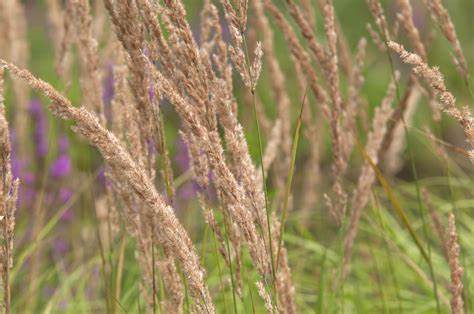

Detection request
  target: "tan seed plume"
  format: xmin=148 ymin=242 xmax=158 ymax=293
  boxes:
xmin=388 ymin=41 xmax=474 ymax=163
xmin=395 ymin=0 xmax=427 ymax=60
xmin=342 ymin=74 xmax=398 ymax=282
xmin=447 ymin=213 xmax=464 ymax=314
xmin=0 ymin=68 xmax=19 ymax=314
xmin=0 ymin=61 xmax=214 ymax=313
xmin=421 ymin=0 xmax=469 ymax=80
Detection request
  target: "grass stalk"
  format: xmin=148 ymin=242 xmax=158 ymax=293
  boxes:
xmin=355 ymin=137 xmax=431 ymax=262
xmin=222 ymin=210 xmax=239 ymax=314
xmin=211 ymin=230 xmax=228 ymax=314
xmin=114 ymin=233 xmax=126 ymax=314
xmin=276 ymin=88 xmax=307 ymax=270
xmin=241 ymin=34 xmax=278 ymax=302
xmin=382 ymin=36 xmax=442 ymax=313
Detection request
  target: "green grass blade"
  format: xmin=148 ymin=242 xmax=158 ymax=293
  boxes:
xmin=355 ymin=138 xmax=430 ymax=263
xmin=276 ymin=88 xmax=307 ymax=270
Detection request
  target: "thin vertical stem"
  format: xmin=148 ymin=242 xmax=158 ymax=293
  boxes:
xmin=276 ymin=88 xmax=307 ymax=270
xmin=222 ymin=212 xmax=238 ymax=314
xmin=241 ymin=32 xmax=278 ymax=303
xmin=3 ymin=221 xmax=11 ymax=314
xmin=211 ymin=231 xmax=228 ymax=314
xmin=381 ymin=32 xmax=442 ymax=313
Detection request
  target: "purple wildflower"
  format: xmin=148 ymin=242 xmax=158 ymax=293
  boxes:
xmin=23 ymin=172 xmax=35 ymax=185
xmin=21 ymin=187 xmax=36 ymax=208
xmin=9 ymin=130 xmax=22 ymax=179
xmin=29 ymin=99 xmax=49 ymax=158
xmin=177 ymin=181 xmax=200 ymax=201
xmin=61 ymin=208 xmax=74 ymax=222
xmin=59 ymin=188 xmax=73 ymax=203
xmin=58 ymin=135 xmax=69 ymax=154
xmin=11 ymin=158 xmax=23 ymax=180
xmin=103 ymin=65 xmax=114 ymax=124
xmin=9 ymin=129 xmax=34 ymax=207
xmin=50 ymin=154 xmax=71 ymax=178
xmin=102 ymin=66 xmax=115 ymax=105
xmin=53 ymin=238 xmax=68 ymax=255
xmin=97 ymin=166 xmax=107 ymax=187
xmin=59 ymin=188 xmax=74 ymax=222
xmin=175 ymin=136 xmax=190 ymax=172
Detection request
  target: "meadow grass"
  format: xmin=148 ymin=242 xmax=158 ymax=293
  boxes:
xmin=0 ymin=0 xmax=473 ymax=313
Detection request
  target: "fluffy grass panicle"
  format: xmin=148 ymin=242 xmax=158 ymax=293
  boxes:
xmin=0 ymin=0 xmax=472 ymax=313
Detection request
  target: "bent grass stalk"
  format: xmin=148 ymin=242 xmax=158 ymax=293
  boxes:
xmin=222 ymin=212 xmax=238 ymax=314
xmin=96 ymin=211 xmax=113 ymax=314
xmin=276 ymin=88 xmax=307 ymax=271
xmin=355 ymin=134 xmax=447 ymax=311
xmin=388 ymin=48 xmax=441 ymax=314
xmin=251 ymin=92 xmax=277 ymax=302
xmin=211 ymin=230 xmax=228 ymax=314
xmin=371 ymin=193 xmax=403 ymax=313
xmin=381 ymin=29 xmax=442 ymax=312
xmin=400 ymin=117 xmax=442 ymax=314
xmin=241 ymin=32 xmax=277 ymax=303
xmin=355 ymin=137 xmax=430 ymax=263
xmin=114 ymin=233 xmax=127 ymax=314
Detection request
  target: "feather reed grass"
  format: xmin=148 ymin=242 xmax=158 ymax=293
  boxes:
xmin=0 ymin=0 xmax=472 ymax=312
xmin=0 ymin=61 xmax=214 ymax=313
xmin=421 ymin=0 xmax=469 ymax=81
xmin=447 ymin=213 xmax=464 ymax=314
xmin=388 ymin=41 xmax=474 ymax=162
xmin=0 ymin=67 xmax=19 ymax=314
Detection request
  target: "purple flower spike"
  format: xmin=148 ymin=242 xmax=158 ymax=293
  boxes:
xmin=22 ymin=187 xmax=36 ymax=208
xmin=60 ymin=188 xmax=73 ymax=203
xmin=10 ymin=130 xmax=23 ymax=179
xmin=61 ymin=208 xmax=74 ymax=222
xmin=23 ymin=172 xmax=35 ymax=185
xmin=11 ymin=158 xmax=23 ymax=180
xmin=59 ymin=188 xmax=74 ymax=221
xmin=29 ymin=100 xmax=49 ymax=158
xmin=50 ymin=154 xmax=72 ymax=178
xmin=175 ymin=136 xmax=190 ymax=172
xmin=53 ymin=238 xmax=69 ymax=255
xmin=102 ymin=67 xmax=115 ymax=105
xmin=97 ymin=166 xmax=107 ymax=187
xmin=29 ymin=99 xmax=42 ymax=115
xmin=178 ymin=181 xmax=199 ymax=201
xmin=58 ymin=135 xmax=69 ymax=154
xmin=149 ymin=84 xmax=155 ymax=102
xmin=103 ymin=66 xmax=115 ymax=125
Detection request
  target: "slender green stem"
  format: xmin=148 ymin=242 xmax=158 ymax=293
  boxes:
xmin=401 ymin=117 xmax=441 ymax=314
xmin=355 ymin=137 xmax=429 ymax=263
xmin=96 ymin=222 xmax=112 ymax=314
xmin=181 ymin=264 xmax=190 ymax=314
xmin=372 ymin=193 xmax=403 ymax=313
xmin=381 ymin=33 xmax=441 ymax=313
xmin=222 ymin=212 xmax=238 ymax=314
xmin=276 ymin=88 xmax=307 ymax=270
xmin=368 ymin=244 xmax=387 ymax=313
xmin=252 ymin=92 xmax=277 ymax=291
xmin=212 ymin=230 xmax=228 ymax=314
xmin=241 ymin=30 xmax=278 ymax=303
xmin=114 ymin=233 xmax=126 ymax=314
xmin=316 ymin=250 xmax=327 ymax=314
xmin=151 ymin=238 xmax=157 ymax=314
